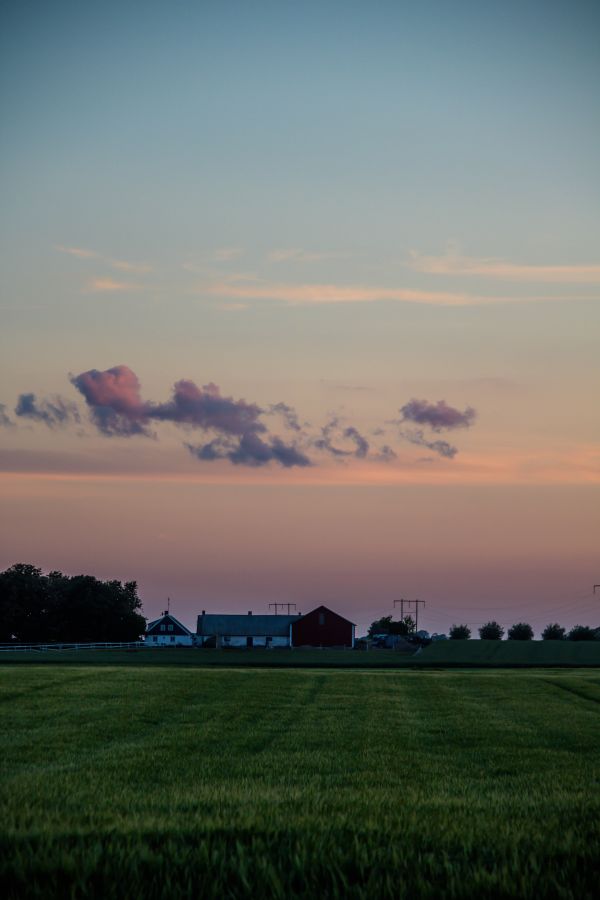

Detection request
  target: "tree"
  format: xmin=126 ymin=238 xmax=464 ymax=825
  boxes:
xmin=0 ymin=564 xmax=49 ymax=642
xmin=478 ymin=621 xmax=504 ymax=640
xmin=47 ymin=575 xmax=146 ymax=642
xmin=542 ymin=623 xmax=565 ymax=641
xmin=0 ymin=564 xmax=146 ymax=643
xmin=367 ymin=615 xmax=415 ymax=637
xmin=507 ymin=622 xmax=534 ymax=641
xmin=449 ymin=624 xmax=471 ymax=640
xmin=567 ymin=625 xmax=597 ymax=642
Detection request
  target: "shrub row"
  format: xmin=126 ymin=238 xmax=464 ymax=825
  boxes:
xmin=448 ymin=622 xmax=599 ymax=641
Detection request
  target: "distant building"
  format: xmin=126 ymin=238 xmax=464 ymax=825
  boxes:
xmin=291 ymin=605 xmax=355 ymax=648
xmin=371 ymin=633 xmax=413 ymax=651
xmin=196 ymin=611 xmax=299 ymax=648
xmin=196 ymin=605 xmax=355 ymax=649
xmin=145 ymin=612 xmax=194 ymax=646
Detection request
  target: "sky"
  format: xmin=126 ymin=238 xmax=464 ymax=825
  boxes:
xmin=1 ymin=0 xmax=599 ymax=636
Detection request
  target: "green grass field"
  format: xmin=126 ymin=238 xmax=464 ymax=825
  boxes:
xmin=1 ymin=665 xmax=599 ymax=899
xmin=417 ymin=639 xmax=600 ymax=666
xmin=2 ymin=640 xmax=600 ymax=669
xmin=0 ymin=647 xmax=413 ymax=667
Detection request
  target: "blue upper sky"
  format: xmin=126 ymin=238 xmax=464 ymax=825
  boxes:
xmin=2 ymin=0 xmax=599 ymax=265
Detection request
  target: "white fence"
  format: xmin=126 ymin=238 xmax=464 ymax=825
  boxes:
xmin=0 ymin=641 xmax=148 ymax=653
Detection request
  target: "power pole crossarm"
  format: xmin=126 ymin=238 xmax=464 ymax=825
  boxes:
xmin=412 ymin=599 xmax=425 ymax=633
xmin=393 ymin=598 xmax=425 ymax=632
xmin=269 ymin=603 xmax=297 ymax=615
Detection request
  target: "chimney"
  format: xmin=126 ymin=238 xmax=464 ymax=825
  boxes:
xmin=248 ymin=610 xmax=252 ymax=616
xmin=202 ymin=610 xmax=205 ymax=616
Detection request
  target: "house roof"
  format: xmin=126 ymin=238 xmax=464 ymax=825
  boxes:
xmin=294 ymin=605 xmax=356 ymax=626
xmin=146 ymin=613 xmax=194 ymax=636
xmin=197 ymin=613 xmax=300 ymax=637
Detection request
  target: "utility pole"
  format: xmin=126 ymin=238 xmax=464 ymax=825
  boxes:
xmin=393 ymin=598 xmax=426 ymax=632
xmin=269 ymin=603 xmax=297 ymax=615
xmin=393 ymin=597 xmax=408 ymax=620
xmin=412 ymin=599 xmax=425 ymax=632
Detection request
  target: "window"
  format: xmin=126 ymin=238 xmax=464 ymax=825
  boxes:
xmin=170 ymin=636 xmax=175 ymax=643
xmin=319 ymin=613 xmax=325 ymax=626
xmin=168 ymin=624 xmax=173 ymax=632
xmin=160 ymin=624 xmax=165 ymax=632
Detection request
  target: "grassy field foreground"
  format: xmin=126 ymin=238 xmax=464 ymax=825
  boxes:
xmin=1 ymin=666 xmax=599 ymax=899
xmin=0 ymin=647 xmax=413 ymax=667
xmin=418 ymin=639 xmax=600 ymax=666
xmin=3 ymin=641 xmax=600 ymax=669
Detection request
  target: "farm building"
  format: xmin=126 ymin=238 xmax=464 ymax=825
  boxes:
xmin=196 ymin=611 xmax=300 ymax=648
xmin=291 ymin=605 xmax=355 ymax=648
xmin=196 ymin=606 xmax=355 ymax=648
xmin=145 ymin=612 xmax=194 ymax=646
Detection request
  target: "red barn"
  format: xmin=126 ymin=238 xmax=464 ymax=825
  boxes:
xmin=291 ymin=605 xmax=355 ymax=648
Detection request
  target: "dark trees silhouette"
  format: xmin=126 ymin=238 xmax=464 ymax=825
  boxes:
xmin=507 ymin=622 xmax=534 ymax=641
xmin=367 ymin=615 xmax=415 ymax=637
xmin=479 ymin=621 xmax=504 ymax=640
xmin=449 ymin=624 xmax=471 ymax=640
xmin=567 ymin=625 xmax=597 ymax=641
xmin=0 ymin=564 xmax=146 ymax=643
xmin=542 ymin=623 xmax=566 ymax=641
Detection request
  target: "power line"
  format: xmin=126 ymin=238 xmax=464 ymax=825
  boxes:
xmin=268 ymin=602 xmax=297 ymax=615
xmin=358 ymin=588 xmax=598 ymax=635
xmin=423 ymin=592 xmax=596 ymax=618
xmin=393 ymin=598 xmax=426 ymax=632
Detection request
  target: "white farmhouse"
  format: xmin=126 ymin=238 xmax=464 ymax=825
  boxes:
xmin=145 ymin=612 xmax=194 ymax=646
xmin=196 ymin=610 xmax=300 ymax=648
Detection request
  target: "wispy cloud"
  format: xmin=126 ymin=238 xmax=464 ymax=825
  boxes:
xmin=202 ymin=278 xmax=500 ymax=306
xmin=0 ymin=404 xmax=14 ymax=428
xmin=202 ymin=275 xmax=600 ymax=306
xmin=109 ymin=259 xmax=153 ymax=274
xmin=217 ymin=302 xmax=250 ymax=312
xmin=71 ymin=365 xmax=312 ymax=467
xmin=56 ymin=244 xmax=152 ymax=276
xmin=8 ymin=365 xmax=478 ymax=469
xmin=388 ymin=398 xmax=477 ymax=459
xmin=314 ymin=416 xmax=370 ymax=460
xmin=408 ymin=250 xmax=600 ymax=283
xmin=182 ymin=250 xmax=246 ymax=274
xmin=14 ymin=393 xmax=80 ymax=429
xmin=56 ymin=245 xmax=99 ymax=259
xmin=398 ymin=398 xmax=477 ymax=432
xmin=267 ymin=248 xmax=348 ymax=263
xmin=402 ymin=429 xmax=458 ymax=458
xmin=86 ymin=278 xmax=141 ymax=293
xmin=3 ymin=444 xmax=598 ymax=486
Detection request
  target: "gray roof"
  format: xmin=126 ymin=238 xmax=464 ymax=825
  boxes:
xmin=146 ymin=613 xmax=193 ymax=636
xmin=197 ymin=613 xmax=300 ymax=637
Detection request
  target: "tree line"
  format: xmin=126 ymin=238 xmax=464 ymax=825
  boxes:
xmin=450 ymin=621 xmax=599 ymax=640
xmin=0 ymin=564 xmax=147 ymax=643
xmin=368 ymin=615 xmax=599 ymax=642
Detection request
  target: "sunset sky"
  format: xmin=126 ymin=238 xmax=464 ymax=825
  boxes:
xmin=1 ymin=0 xmax=599 ymax=635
